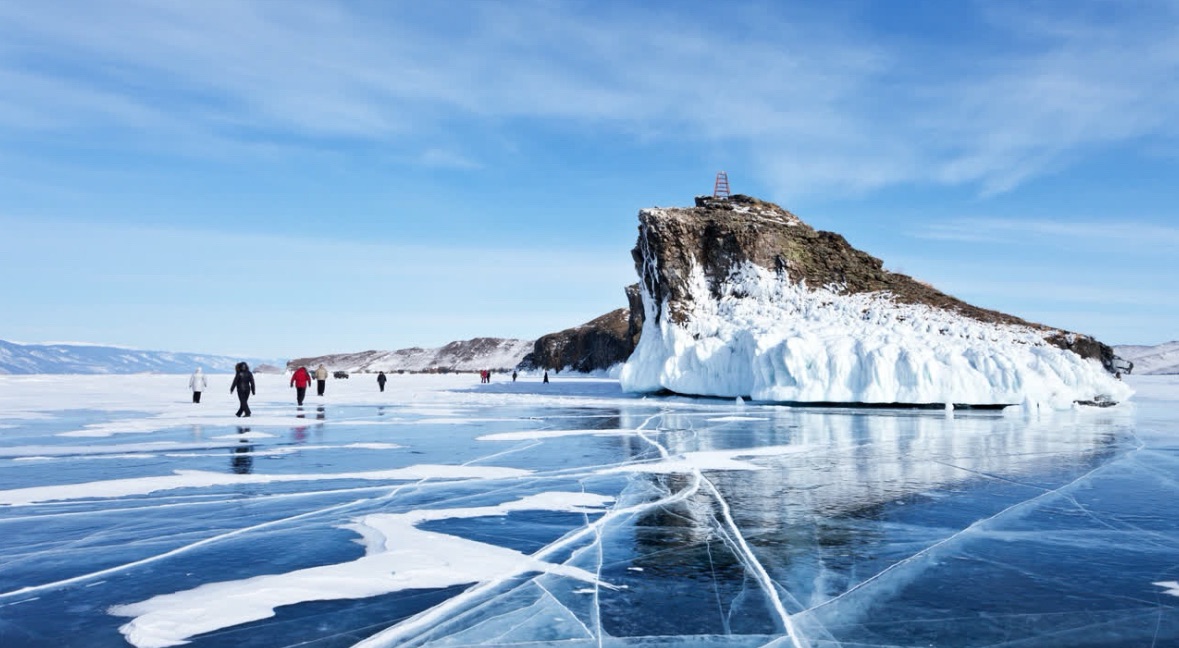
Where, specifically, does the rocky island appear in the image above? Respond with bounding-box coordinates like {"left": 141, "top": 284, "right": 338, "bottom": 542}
{"left": 618, "top": 195, "right": 1130, "bottom": 409}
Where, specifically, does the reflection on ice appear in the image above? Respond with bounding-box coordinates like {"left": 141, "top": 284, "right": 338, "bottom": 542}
{"left": 230, "top": 426, "right": 253, "bottom": 474}
{"left": 0, "top": 374, "right": 1175, "bottom": 647}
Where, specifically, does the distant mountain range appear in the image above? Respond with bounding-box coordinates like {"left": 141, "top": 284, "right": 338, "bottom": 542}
{"left": 1114, "top": 341, "right": 1179, "bottom": 375}
{"left": 287, "top": 337, "right": 535, "bottom": 374}
{"left": 0, "top": 340, "right": 280, "bottom": 375}
{"left": 5, "top": 335, "right": 1172, "bottom": 378}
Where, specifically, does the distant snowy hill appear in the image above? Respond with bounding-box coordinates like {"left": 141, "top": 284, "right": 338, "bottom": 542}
{"left": 0, "top": 339, "right": 273, "bottom": 375}
{"left": 288, "top": 338, "right": 535, "bottom": 373}
{"left": 620, "top": 195, "right": 1130, "bottom": 409}
{"left": 1115, "top": 341, "right": 1179, "bottom": 375}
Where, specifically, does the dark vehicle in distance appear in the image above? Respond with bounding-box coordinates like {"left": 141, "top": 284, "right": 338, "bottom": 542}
{"left": 333, "top": 371, "right": 349, "bottom": 379}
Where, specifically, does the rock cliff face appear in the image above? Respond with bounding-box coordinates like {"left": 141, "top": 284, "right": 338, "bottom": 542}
{"left": 640, "top": 195, "right": 1113, "bottom": 365}
{"left": 621, "top": 195, "right": 1130, "bottom": 408}
{"left": 519, "top": 285, "right": 645, "bottom": 372}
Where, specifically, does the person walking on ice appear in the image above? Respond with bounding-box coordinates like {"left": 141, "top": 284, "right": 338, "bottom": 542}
{"left": 315, "top": 364, "right": 328, "bottom": 396}
{"left": 290, "top": 365, "right": 312, "bottom": 406}
{"left": 231, "top": 362, "right": 256, "bottom": 417}
{"left": 188, "top": 367, "right": 207, "bottom": 403}
{"left": 377, "top": 371, "right": 387, "bottom": 392}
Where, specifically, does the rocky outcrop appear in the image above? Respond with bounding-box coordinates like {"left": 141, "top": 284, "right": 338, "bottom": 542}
{"left": 637, "top": 194, "right": 1117, "bottom": 370}
{"left": 621, "top": 194, "right": 1130, "bottom": 407}
{"left": 519, "top": 285, "right": 644, "bottom": 372}
{"left": 625, "top": 283, "right": 645, "bottom": 349}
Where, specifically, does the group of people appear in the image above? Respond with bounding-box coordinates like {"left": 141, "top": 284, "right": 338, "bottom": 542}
{"left": 188, "top": 364, "right": 257, "bottom": 416}
{"left": 478, "top": 369, "right": 547, "bottom": 383}
{"left": 188, "top": 363, "right": 389, "bottom": 415}
{"left": 189, "top": 364, "right": 551, "bottom": 416}
{"left": 480, "top": 369, "right": 532, "bottom": 383}
{"left": 289, "top": 364, "right": 329, "bottom": 405}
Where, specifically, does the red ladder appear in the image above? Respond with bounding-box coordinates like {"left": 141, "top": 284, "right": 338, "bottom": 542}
{"left": 713, "top": 171, "right": 730, "bottom": 199}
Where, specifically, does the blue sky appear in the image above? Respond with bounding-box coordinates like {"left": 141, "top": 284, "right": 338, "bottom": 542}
{"left": 1, "top": 0, "right": 1176, "bottom": 359}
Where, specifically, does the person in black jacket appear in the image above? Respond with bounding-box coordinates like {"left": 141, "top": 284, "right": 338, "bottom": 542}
{"left": 231, "top": 362, "right": 256, "bottom": 417}
{"left": 376, "top": 371, "right": 387, "bottom": 392}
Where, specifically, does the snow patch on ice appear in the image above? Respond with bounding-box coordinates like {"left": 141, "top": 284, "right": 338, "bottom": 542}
{"left": 1154, "top": 581, "right": 1179, "bottom": 597}
{"left": 14, "top": 453, "right": 155, "bottom": 461}
{"left": 602, "top": 445, "right": 810, "bottom": 474}
{"left": 0, "top": 441, "right": 235, "bottom": 458}
{"left": 0, "top": 465, "right": 531, "bottom": 506}
{"left": 210, "top": 431, "right": 277, "bottom": 441}
{"left": 477, "top": 428, "right": 635, "bottom": 442}
{"left": 110, "top": 491, "right": 614, "bottom": 648}
{"left": 341, "top": 442, "right": 401, "bottom": 450}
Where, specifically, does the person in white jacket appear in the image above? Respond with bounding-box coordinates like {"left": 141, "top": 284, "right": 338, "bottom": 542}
{"left": 188, "top": 367, "right": 208, "bottom": 403}
{"left": 315, "top": 364, "right": 328, "bottom": 396}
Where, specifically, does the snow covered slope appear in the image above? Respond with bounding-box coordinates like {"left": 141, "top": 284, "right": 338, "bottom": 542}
{"left": 620, "top": 196, "right": 1130, "bottom": 409}
{"left": 0, "top": 339, "right": 267, "bottom": 374}
{"left": 289, "top": 338, "right": 534, "bottom": 373}
{"left": 1115, "top": 341, "right": 1179, "bottom": 375}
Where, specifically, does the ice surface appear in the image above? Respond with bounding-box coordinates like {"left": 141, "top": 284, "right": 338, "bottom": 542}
{"left": 0, "top": 372, "right": 1176, "bottom": 648}
{"left": 110, "top": 492, "right": 614, "bottom": 648}
{"left": 621, "top": 263, "right": 1132, "bottom": 409}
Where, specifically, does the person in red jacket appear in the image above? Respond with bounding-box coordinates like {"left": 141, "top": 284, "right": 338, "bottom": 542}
{"left": 290, "top": 366, "right": 312, "bottom": 406}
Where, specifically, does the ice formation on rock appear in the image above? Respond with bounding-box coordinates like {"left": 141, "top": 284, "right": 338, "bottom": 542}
{"left": 621, "top": 196, "right": 1130, "bottom": 409}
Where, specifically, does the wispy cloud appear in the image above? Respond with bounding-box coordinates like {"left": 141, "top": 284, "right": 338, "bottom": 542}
{"left": 914, "top": 217, "right": 1179, "bottom": 248}
{"left": 416, "top": 148, "right": 481, "bottom": 170}
{"left": 919, "top": 3, "right": 1179, "bottom": 195}
{"left": 931, "top": 277, "right": 1175, "bottom": 308}
{"left": 1, "top": 1, "right": 1177, "bottom": 196}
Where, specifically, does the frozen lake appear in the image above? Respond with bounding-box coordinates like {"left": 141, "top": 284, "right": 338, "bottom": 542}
{"left": 1, "top": 372, "right": 1177, "bottom": 647}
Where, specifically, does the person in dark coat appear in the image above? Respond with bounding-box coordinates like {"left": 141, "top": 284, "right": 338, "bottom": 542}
{"left": 231, "top": 362, "right": 256, "bottom": 417}
{"left": 290, "top": 366, "right": 312, "bottom": 406}
{"left": 542, "top": 370, "right": 549, "bottom": 384}
{"left": 377, "top": 371, "right": 387, "bottom": 392}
